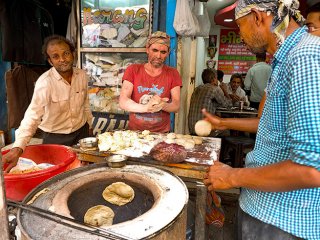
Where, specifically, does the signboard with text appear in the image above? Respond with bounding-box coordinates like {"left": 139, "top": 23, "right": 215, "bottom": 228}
{"left": 218, "top": 29, "right": 256, "bottom": 75}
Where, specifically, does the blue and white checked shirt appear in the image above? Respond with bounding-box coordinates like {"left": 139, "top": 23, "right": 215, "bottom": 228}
{"left": 240, "top": 27, "right": 320, "bottom": 240}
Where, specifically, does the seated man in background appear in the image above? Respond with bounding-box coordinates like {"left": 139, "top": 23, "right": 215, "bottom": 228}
{"left": 188, "top": 69, "right": 232, "bottom": 135}
{"left": 225, "top": 73, "right": 250, "bottom": 107}
{"left": 244, "top": 53, "right": 271, "bottom": 109}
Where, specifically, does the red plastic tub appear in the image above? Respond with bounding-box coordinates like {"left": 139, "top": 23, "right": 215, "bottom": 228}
{"left": 2, "top": 144, "right": 76, "bottom": 201}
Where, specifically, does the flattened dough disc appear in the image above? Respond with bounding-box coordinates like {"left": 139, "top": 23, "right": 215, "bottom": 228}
{"left": 103, "top": 182, "right": 135, "bottom": 206}
{"left": 84, "top": 205, "right": 115, "bottom": 227}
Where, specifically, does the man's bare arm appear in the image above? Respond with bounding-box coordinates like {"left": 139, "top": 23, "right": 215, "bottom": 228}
{"left": 161, "top": 86, "right": 181, "bottom": 113}
{"left": 204, "top": 160, "right": 320, "bottom": 192}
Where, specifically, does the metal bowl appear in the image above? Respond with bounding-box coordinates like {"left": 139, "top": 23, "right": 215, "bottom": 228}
{"left": 79, "top": 137, "right": 98, "bottom": 149}
{"left": 106, "top": 155, "right": 128, "bottom": 168}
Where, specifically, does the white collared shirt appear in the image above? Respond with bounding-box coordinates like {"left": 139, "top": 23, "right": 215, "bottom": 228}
{"left": 13, "top": 67, "right": 93, "bottom": 150}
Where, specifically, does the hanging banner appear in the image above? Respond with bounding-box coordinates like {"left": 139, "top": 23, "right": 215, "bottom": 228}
{"left": 218, "top": 29, "right": 255, "bottom": 75}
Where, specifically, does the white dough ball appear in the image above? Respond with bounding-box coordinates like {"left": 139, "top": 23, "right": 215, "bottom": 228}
{"left": 183, "top": 134, "right": 193, "bottom": 139}
{"left": 184, "top": 141, "right": 195, "bottom": 149}
{"left": 166, "top": 133, "right": 176, "bottom": 139}
{"left": 176, "top": 134, "right": 184, "bottom": 139}
{"left": 165, "top": 138, "right": 176, "bottom": 144}
{"left": 176, "top": 138, "right": 186, "bottom": 146}
{"left": 195, "top": 120, "right": 212, "bottom": 137}
{"left": 192, "top": 136, "right": 203, "bottom": 145}
{"left": 141, "top": 130, "right": 150, "bottom": 136}
{"left": 186, "top": 139, "right": 195, "bottom": 144}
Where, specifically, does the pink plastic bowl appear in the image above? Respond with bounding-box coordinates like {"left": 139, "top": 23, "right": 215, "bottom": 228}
{"left": 2, "top": 144, "right": 76, "bottom": 201}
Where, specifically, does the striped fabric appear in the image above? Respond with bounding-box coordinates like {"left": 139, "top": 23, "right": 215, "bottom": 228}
{"left": 240, "top": 27, "right": 320, "bottom": 240}
{"left": 147, "top": 31, "right": 170, "bottom": 48}
{"left": 235, "top": 0, "right": 304, "bottom": 45}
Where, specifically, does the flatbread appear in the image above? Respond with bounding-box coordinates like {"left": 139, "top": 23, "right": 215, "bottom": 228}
{"left": 84, "top": 205, "right": 115, "bottom": 227}
{"left": 102, "top": 182, "right": 135, "bottom": 206}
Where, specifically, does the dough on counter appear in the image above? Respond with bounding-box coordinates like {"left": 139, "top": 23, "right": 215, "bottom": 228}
{"left": 103, "top": 182, "right": 135, "bottom": 206}
{"left": 183, "top": 135, "right": 193, "bottom": 139}
{"left": 183, "top": 141, "right": 195, "bottom": 149}
{"left": 195, "top": 120, "right": 212, "bottom": 137}
{"left": 175, "top": 134, "right": 184, "bottom": 139}
{"left": 141, "top": 130, "right": 150, "bottom": 136}
{"left": 165, "top": 138, "right": 176, "bottom": 144}
{"left": 144, "top": 135, "right": 154, "bottom": 141}
{"left": 175, "top": 138, "right": 186, "bottom": 146}
{"left": 192, "top": 136, "right": 203, "bottom": 145}
{"left": 166, "top": 133, "right": 176, "bottom": 139}
{"left": 84, "top": 205, "right": 115, "bottom": 227}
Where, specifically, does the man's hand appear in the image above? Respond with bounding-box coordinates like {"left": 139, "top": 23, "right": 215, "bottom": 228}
{"left": 202, "top": 109, "right": 227, "bottom": 131}
{"left": 2, "top": 147, "right": 23, "bottom": 173}
{"left": 203, "top": 161, "right": 235, "bottom": 191}
{"left": 146, "top": 96, "right": 169, "bottom": 113}
{"left": 230, "top": 94, "right": 241, "bottom": 102}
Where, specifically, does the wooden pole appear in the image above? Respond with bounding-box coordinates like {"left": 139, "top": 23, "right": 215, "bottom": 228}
{"left": 0, "top": 153, "right": 10, "bottom": 240}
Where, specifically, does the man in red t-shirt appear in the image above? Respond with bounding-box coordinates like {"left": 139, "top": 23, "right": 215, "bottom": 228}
{"left": 119, "top": 31, "right": 182, "bottom": 132}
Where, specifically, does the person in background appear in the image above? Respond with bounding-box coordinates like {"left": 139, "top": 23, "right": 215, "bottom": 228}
{"left": 204, "top": 0, "right": 320, "bottom": 239}
{"left": 217, "top": 69, "right": 224, "bottom": 85}
{"left": 306, "top": 2, "right": 320, "bottom": 36}
{"left": 202, "top": 93, "right": 266, "bottom": 134}
{"left": 188, "top": 69, "right": 232, "bottom": 135}
{"left": 119, "top": 31, "right": 182, "bottom": 133}
{"left": 2, "top": 35, "right": 93, "bottom": 172}
{"left": 244, "top": 53, "right": 271, "bottom": 109}
{"left": 226, "top": 73, "right": 250, "bottom": 106}
{"left": 204, "top": 2, "right": 320, "bottom": 136}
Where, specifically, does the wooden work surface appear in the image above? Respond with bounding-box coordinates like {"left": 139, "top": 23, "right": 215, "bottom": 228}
{"left": 72, "top": 137, "right": 221, "bottom": 180}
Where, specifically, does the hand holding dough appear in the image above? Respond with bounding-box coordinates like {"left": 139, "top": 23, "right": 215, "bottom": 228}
{"left": 147, "top": 96, "right": 169, "bottom": 113}
{"left": 195, "top": 120, "right": 212, "bottom": 137}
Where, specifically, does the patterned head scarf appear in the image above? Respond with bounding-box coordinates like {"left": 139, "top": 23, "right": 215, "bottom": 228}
{"left": 235, "top": 0, "right": 305, "bottom": 45}
{"left": 147, "top": 31, "right": 170, "bottom": 49}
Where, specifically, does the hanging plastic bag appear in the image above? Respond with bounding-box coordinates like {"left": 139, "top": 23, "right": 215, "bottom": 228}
{"left": 173, "top": 0, "right": 200, "bottom": 36}
{"left": 195, "top": 2, "right": 211, "bottom": 37}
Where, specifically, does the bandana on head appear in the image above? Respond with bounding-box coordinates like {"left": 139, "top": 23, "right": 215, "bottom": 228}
{"left": 235, "top": 0, "right": 304, "bottom": 45}
{"left": 147, "top": 31, "right": 170, "bottom": 48}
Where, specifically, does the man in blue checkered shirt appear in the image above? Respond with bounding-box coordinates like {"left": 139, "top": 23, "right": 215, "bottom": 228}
{"left": 203, "top": 0, "right": 320, "bottom": 239}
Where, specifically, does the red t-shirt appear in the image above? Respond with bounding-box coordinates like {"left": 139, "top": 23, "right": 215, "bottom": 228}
{"left": 122, "top": 64, "right": 182, "bottom": 132}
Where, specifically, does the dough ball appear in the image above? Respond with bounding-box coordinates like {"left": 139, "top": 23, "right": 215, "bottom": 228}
{"left": 141, "top": 130, "right": 150, "bottom": 136}
{"left": 145, "top": 135, "right": 154, "bottom": 141}
{"left": 176, "top": 138, "right": 186, "bottom": 146}
{"left": 186, "top": 139, "right": 195, "bottom": 144}
{"left": 103, "top": 182, "right": 135, "bottom": 206}
{"left": 183, "top": 141, "right": 195, "bottom": 150}
{"left": 165, "top": 138, "right": 176, "bottom": 144}
{"left": 192, "top": 136, "right": 203, "bottom": 145}
{"left": 183, "top": 135, "right": 193, "bottom": 139}
{"left": 84, "top": 205, "right": 115, "bottom": 227}
{"left": 195, "top": 120, "right": 212, "bottom": 137}
{"left": 176, "top": 134, "right": 184, "bottom": 139}
{"left": 166, "top": 133, "right": 176, "bottom": 139}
